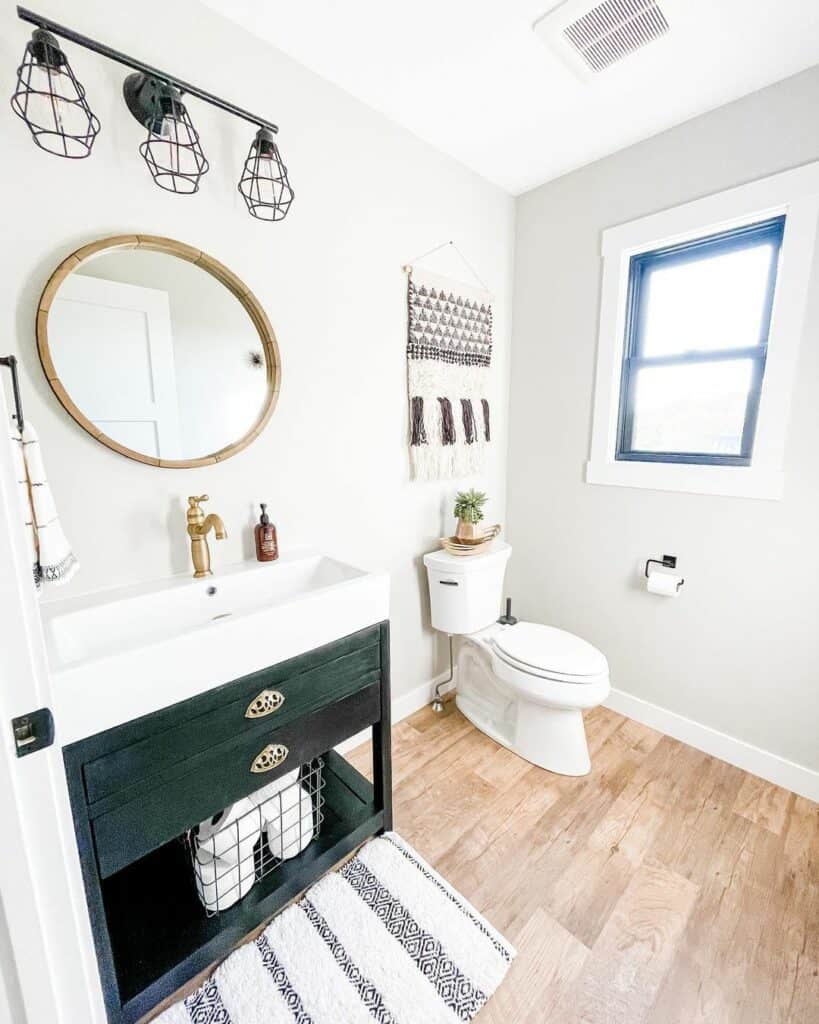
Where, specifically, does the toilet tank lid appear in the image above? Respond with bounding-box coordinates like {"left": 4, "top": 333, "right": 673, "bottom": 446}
{"left": 495, "top": 622, "right": 608, "bottom": 677}
{"left": 423, "top": 542, "right": 511, "bottom": 575}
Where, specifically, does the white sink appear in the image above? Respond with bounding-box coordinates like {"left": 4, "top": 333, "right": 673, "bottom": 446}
{"left": 41, "top": 549, "right": 389, "bottom": 744}
{"left": 43, "top": 552, "right": 370, "bottom": 669}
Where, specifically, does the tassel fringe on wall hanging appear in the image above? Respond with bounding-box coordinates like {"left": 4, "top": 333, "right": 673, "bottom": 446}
{"left": 405, "top": 255, "right": 493, "bottom": 481}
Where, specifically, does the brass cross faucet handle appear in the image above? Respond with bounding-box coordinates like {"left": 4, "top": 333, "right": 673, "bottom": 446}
{"left": 186, "top": 494, "right": 227, "bottom": 578}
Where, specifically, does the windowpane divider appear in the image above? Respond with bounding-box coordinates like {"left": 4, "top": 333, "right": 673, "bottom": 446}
{"left": 626, "top": 345, "right": 767, "bottom": 370}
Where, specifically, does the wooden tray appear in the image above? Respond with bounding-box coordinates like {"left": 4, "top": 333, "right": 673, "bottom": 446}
{"left": 440, "top": 524, "right": 501, "bottom": 556}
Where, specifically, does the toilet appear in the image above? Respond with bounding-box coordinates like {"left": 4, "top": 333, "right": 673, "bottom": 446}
{"left": 423, "top": 542, "right": 610, "bottom": 776}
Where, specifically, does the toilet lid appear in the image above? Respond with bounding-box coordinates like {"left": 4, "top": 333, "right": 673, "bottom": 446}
{"left": 494, "top": 622, "right": 608, "bottom": 678}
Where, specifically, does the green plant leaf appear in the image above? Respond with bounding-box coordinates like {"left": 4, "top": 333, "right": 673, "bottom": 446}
{"left": 453, "top": 488, "right": 488, "bottom": 523}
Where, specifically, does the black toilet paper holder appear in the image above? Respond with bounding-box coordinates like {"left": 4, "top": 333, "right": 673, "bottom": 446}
{"left": 645, "top": 554, "right": 684, "bottom": 589}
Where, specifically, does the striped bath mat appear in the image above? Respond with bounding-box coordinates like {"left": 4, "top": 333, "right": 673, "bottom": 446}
{"left": 157, "top": 832, "right": 515, "bottom": 1023}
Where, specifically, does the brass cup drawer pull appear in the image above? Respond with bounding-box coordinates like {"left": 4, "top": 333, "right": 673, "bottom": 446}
{"left": 245, "top": 689, "right": 285, "bottom": 720}
{"left": 251, "top": 743, "right": 288, "bottom": 774}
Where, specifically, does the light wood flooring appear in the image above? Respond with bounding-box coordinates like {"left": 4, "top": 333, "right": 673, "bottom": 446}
{"left": 347, "top": 701, "right": 819, "bottom": 1024}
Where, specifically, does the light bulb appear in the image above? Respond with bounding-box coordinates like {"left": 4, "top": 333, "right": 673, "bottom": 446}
{"left": 31, "top": 64, "right": 67, "bottom": 133}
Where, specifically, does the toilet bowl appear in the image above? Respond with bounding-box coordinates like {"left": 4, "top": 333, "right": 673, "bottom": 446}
{"left": 423, "top": 543, "right": 610, "bottom": 776}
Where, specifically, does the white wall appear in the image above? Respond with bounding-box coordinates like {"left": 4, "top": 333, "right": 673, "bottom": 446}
{"left": 508, "top": 66, "right": 819, "bottom": 777}
{"left": 0, "top": 7, "right": 513, "bottom": 1017}
{"left": 0, "top": 0, "right": 514, "bottom": 701}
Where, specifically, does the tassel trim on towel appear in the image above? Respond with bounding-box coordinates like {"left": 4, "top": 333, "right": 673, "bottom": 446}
{"left": 40, "top": 550, "right": 80, "bottom": 587}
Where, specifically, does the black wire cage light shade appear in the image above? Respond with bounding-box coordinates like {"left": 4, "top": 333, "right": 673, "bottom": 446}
{"left": 10, "top": 7, "right": 292, "bottom": 220}
{"left": 124, "top": 73, "right": 209, "bottom": 195}
{"left": 238, "top": 127, "right": 294, "bottom": 221}
{"left": 10, "top": 28, "right": 100, "bottom": 158}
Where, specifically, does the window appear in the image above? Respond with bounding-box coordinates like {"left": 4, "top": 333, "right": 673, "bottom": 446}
{"left": 586, "top": 162, "right": 819, "bottom": 500}
{"left": 616, "top": 217, "right": 785, "bottom": 466}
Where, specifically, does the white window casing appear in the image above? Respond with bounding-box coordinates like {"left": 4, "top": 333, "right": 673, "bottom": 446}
{"left": 586, "top": 161, "right": 819, "bottom": 499}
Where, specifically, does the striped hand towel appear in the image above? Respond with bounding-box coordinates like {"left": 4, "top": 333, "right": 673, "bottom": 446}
{"left": 11, "top": 418, "right": 78, "bottom": 590}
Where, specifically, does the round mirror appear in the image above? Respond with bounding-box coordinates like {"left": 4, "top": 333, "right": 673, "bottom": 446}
{"left": 37, "top": 235, "right": 280, "bottom": 467}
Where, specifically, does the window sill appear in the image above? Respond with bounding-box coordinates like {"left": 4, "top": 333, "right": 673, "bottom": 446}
{"left": 585, "top": 460, "right": 783, "bottom": 500}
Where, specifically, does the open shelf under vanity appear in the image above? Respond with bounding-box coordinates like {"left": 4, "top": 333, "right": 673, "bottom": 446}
{"left": 63, "top": 623, "right": 392, "bottom": 1024}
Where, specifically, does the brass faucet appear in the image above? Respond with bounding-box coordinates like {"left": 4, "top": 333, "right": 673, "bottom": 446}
{"left": 186, "top": 495, "right": 227, "bottom": 578}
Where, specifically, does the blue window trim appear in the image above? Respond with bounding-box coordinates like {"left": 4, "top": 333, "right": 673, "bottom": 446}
{"left": 615, "top": 215, "right": 786, "bottom": 467}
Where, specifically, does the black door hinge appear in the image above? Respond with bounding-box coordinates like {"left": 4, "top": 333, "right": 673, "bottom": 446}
{"left": 12, "top": 708, "right": 54, "bottom": 757}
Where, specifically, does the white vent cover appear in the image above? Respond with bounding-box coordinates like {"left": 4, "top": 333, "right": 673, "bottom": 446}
{"left": 534, "top": 0, "right": 673, "bottom": 80}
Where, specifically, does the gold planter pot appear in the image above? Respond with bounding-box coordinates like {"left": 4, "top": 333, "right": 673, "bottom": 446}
{"left": 455, "top": 521, "right": 483, "bottom": 542}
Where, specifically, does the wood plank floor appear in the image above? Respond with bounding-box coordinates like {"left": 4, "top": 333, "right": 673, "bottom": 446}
{"left": 347, "top": 701, "right": 819, "bottom": 1024}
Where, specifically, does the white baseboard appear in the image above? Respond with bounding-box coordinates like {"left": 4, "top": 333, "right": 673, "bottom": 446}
{"left": 335, "top": 670, "right": 455, "bottom": 755}
{"left": 339, "top": 675, "right": 819, "bottom": 804}
{"left": 605, "top": 687, "right": 819, "bottom": 803}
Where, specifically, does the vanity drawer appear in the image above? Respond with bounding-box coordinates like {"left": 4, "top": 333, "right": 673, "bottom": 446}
{"left": 91, "top": 681, "right": 381, "bottom": 879}
{"left": 82, "top": 626, "right": 381, "bottom": 807}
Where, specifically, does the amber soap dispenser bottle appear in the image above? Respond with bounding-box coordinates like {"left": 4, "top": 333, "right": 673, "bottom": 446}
{"left": 254, "top": 504, "right": 278, "bottom": 562}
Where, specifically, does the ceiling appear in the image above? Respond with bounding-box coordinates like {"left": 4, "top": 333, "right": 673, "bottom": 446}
{"left": 202, "top": 0, "right": 819, "bottom": 195}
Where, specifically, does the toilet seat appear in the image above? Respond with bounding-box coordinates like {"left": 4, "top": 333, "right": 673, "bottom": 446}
{"left": 491, "top": 622, "right": 608, "bottom": 685}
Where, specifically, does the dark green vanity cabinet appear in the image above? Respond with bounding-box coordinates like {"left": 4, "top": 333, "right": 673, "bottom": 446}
{"left": 63, "top": 622, "right": 392, "bottom": 1024}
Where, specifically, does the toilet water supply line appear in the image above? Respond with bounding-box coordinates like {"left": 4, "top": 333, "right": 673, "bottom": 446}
{"left": 431, "top": 635, "right": 454, "bottom": 713}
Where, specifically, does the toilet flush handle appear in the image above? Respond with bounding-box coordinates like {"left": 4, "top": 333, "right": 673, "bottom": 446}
{"left": 498, "top": 597, "right": 518, "bottom": 625}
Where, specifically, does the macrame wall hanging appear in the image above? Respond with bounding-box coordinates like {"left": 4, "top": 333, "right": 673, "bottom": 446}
{"left": 404, "top": 243, "right": 493, "bottom": 480}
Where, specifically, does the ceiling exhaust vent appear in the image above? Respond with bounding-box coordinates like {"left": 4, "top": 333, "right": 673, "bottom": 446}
{"left": 534, "top": 0, "right": 672, "bottom": 80}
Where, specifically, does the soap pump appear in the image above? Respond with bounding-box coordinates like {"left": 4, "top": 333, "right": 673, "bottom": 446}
{"left": 254, "top": 503, "right": 278, "bottom": 562}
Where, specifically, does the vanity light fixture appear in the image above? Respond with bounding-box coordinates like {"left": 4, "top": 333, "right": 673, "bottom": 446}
{"left": 124, "top": 73, "right": 209, "bottom": 194}
{"left": 238, "top": 128, "right": 294, "bottom": 221}
{"left": 10, "top": 6, "right": 292, "bottom": 220}
{"left": 10, "top": 26, "right": 100, "bottom": 158}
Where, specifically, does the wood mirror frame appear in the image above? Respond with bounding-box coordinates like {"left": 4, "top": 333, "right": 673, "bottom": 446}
{"left": 36, "top": 234, "right": 281, "bottom": 468}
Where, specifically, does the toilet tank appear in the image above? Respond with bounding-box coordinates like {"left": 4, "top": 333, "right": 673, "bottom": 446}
{"left": 423, "top": 543, "right": 511, "bottom": 635}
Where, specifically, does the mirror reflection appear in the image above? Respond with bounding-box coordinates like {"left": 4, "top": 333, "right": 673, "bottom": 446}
{"left": 45, "top": 247, "right": 273, "bottom": 463}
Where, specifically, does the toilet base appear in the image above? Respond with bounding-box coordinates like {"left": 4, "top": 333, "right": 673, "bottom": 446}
{"left": 514, "top": 703, "right": 591, "bottom": 776}
{"left": 456, "top": 693, "right": 592, "bottom": 776}
{"left": 453, "top": 635, "right": 601, "bottom": 778}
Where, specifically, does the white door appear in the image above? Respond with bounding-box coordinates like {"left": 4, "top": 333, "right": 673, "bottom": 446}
{"left": 0, "top": 380, "right": 105, "bottom": 1023}
{"left": 48, "top": 274, "right": 182, "bottom": 459}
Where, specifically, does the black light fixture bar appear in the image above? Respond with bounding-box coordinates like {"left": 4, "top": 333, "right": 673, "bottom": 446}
{"left": 16, "top": 5, "right": 279, "bottom": 134}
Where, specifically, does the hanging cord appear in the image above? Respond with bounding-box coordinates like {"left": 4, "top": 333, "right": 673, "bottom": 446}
{"left": 403, "top": 240, "right": 489, "bottom": 293}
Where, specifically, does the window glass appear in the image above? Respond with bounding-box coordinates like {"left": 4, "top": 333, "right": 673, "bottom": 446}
{"left": 641, "top": 244, "right": 775, "bottom": 357}
{"left": 630, "top": 360, "right": 754, "bottom": 455}
{"left": 616, "top": 216, "right": 785, "bottom": 466}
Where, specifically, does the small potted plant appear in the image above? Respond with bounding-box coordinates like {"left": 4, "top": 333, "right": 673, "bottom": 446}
{"left": 453, "top": 489, "right": 488, "bottom": 542}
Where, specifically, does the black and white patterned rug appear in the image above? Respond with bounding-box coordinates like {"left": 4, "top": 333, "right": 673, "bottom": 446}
{"left": 157, "top": 832, "right": 515, "bottom": 1024}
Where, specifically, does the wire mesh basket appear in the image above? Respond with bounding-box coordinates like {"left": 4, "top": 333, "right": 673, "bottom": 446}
{"left": 186, "top": 757, "right": 325, "bottom": 917}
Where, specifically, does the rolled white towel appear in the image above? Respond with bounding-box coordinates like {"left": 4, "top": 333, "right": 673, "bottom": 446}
{"left": 195, "top": 798, "right": 261, "bottom": 866}
{"left": 194, "top": 849, "right": 255, "bottom": 913}
{"left": 247, "top": 769, "right": 300, "bottom": 812}
{"left": 265, "top": 783, "right": 314, "bottom": 861}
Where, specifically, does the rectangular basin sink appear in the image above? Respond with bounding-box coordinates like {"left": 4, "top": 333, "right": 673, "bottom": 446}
{"left": 41, "top": 549, "right": 389, "bottom": 744}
